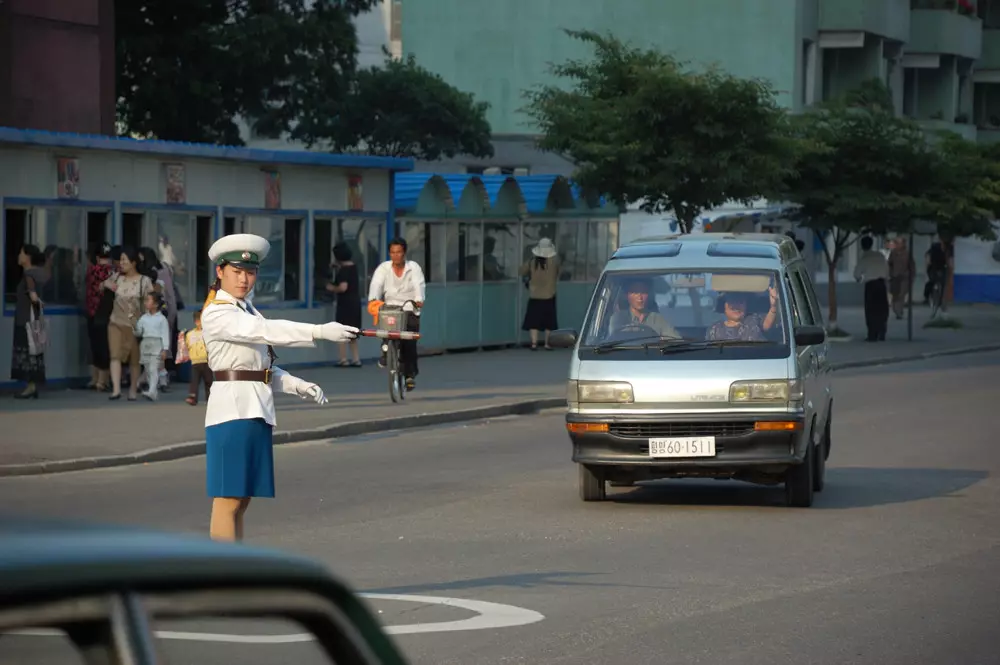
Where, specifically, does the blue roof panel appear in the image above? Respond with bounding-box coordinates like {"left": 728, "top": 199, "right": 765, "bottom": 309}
{"left": 393, "top": 173, "right": 438, "bottom": 212}
{"left": 0, "top": 127, "right": 414, "bottom": 172}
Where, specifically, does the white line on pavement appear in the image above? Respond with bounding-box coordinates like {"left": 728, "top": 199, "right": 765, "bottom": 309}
{"left": 8, "top": 592, "right": 545, "bottom": 643}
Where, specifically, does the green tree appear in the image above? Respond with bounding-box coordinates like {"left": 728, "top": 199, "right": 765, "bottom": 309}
{"left": 521, "top": 30, "right": 796, "bottom": 231}
{"left": 116, "top": 0, "right": 377, "bottom": 144}
{"left": 291, "top": 54, "right": 494, "bottom": 159}
{"left": 782, "top": 81, "right": 935, "bottom": 333}
{"left": 923, "top": 133, "right": 1000, "bottom": 243}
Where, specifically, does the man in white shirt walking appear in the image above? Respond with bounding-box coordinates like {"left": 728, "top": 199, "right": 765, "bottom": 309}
{"left": 854, "top": 235, "right": 890, "bottom": 342}
{"left": 368, "top": 237, "right": 426, "bottom": 391}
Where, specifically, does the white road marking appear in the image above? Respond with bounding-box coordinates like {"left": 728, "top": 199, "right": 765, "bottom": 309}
{"left": 7, "top": 592, "right": 544, "bottom": 643}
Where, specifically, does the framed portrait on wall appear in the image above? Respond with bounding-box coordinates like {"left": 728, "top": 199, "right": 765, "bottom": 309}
{"left": 264, "top": 170, "right": 281, "bottom": 209}
{"left": 165, "top": 163, "right": 186, "bottom": 204}
{"left": 56, "top": 157, "right": 80, "bottom": 199}
{"left": 348, "top": 174, "right": 363, "bottom": 211}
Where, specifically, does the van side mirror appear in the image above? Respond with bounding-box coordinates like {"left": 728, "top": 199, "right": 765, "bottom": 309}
{"left": 548, "top": 329, "right": 578, "bottom": 349}
{"left": 794, "top": 325, "right": 826, "bottom": 346}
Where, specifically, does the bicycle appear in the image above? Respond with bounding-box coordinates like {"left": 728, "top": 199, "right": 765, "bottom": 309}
{"left": 373, "top": 299, "right": 422, "bottom": 403}
{"left": 928, "top": 269, "right": 946, "bottom": 320}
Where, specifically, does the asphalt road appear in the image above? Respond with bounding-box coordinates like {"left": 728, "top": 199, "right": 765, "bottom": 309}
{"left": 2, "top": 352, "right": 999, "bottom": 665}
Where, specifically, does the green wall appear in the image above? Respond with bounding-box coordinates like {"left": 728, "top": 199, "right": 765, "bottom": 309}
{"left": 403, "top": 0, "right": 803, "bottom": 135}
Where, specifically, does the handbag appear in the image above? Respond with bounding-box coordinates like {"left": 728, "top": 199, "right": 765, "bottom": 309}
{"left": 175, "top": 330, "right": 190, "bottom": 364}
{"left": 25, "top": 302, "right": 49, "bottom": 356}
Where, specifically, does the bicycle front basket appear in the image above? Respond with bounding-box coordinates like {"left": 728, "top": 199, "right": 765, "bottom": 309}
{"left": 377, "top": 306, "right": 407, "bottom": 332}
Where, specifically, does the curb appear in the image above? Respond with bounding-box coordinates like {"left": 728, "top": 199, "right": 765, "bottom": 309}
{"left": 4, "top": 343, "right": 999, "bottom": 478}
{"left": 0, "top": 398, "right": 566, "bottom": 478}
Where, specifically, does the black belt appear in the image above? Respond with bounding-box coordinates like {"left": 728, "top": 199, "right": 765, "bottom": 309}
{"left": 212, "top": 369, "right": 272, "bottom": 384}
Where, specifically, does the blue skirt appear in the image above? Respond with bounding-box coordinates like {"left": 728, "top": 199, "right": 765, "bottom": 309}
{"left": 206, "top": 418, "right": 275, "bottom": 498}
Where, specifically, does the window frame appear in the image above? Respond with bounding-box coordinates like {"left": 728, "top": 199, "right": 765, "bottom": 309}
{"left": 2, "top": 200, "right": 114, "bottom": 316}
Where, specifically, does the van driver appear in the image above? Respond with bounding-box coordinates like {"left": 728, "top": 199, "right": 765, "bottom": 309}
{"left": 609, "top": 277, "right": 681, "bottom": 339}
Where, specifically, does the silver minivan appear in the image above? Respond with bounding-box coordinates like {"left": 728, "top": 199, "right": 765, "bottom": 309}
{"left": 549, "top": 234, "right": 833, "bottom": 508}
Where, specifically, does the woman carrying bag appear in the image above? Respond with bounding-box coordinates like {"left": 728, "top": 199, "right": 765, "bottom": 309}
{"left": 10, "top": 244, "right": 49, "bottom": 399}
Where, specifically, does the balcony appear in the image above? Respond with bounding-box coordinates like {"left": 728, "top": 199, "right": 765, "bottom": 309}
{"left": 818, "top": 0, "right": 910, "bottom": 42}
{"left": 909, "top": 5, "right": 983, "bottom": 59}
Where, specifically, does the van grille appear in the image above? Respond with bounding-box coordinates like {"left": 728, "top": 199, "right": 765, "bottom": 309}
{"left": 609, "top": 422, "right": 755, "bottom": 438}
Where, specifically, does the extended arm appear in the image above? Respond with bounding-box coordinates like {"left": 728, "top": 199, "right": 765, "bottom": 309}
{"left": 270, "top": 366, "right": 328, "bottom": 404}
{"left": 413, "top": 262, "right": 426, "bottom": 304}
{"left": 201, "top": 303, "right": 318, "bottom": 348}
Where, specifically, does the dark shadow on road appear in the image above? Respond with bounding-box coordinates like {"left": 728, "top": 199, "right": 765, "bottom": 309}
{"left": 364, "top": 571, "right": 674, "bottom": 595}
{"left": 609, "top": 467, "right": 989, "bottom": 509}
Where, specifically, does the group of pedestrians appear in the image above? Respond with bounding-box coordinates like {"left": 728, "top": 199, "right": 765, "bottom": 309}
{"left": 854, "top": 235, "right": 952, "bottom": 342}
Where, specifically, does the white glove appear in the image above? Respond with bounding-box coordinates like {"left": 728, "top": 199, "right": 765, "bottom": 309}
{"left": 314, "top": 321, "right": 360, "bottom": 343}
{"left": 297, "top": 382, "right": 328, "bottom": 405}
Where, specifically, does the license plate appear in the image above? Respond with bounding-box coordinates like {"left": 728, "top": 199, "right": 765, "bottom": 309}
{"left": 648, "top": 437, "right": 716, "bottom": 458}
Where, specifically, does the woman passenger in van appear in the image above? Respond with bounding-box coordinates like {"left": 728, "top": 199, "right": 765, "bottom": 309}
{"left": 706, "top": 288, "right": 779, "bottom": 342}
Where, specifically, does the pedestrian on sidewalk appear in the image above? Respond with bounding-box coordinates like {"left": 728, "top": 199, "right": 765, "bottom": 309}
{"left": 520, "top": 238, "right": 561, "bottom": 351}
{"left": 326, "top": 242, "right": 362, "bottom": 367}
{"left": 10, "top": 244, "right": 48, "bottom": 400}
{"left": 103, "top": 248, "right": 154, "bottom": 401}
{"left": 84, "top": 242, "right": 114, "bottom": 391}
{"left": 179, "top": 310, "right": 213, "bottom": 405}
{"left": 134, "top": 292, "right": 170, "bottom": 401}
{"left": 854, "top": 236, "right": 890, "bottom": 342}
{"left": 201, "top": 233, "right": 360, "bottom": 543}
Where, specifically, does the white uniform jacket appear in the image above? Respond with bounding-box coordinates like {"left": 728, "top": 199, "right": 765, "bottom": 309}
{"left": 201, "top": 289, "right": 318, "bottom": 428}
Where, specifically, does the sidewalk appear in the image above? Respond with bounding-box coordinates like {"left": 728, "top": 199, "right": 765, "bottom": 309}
{"left": 2, "top": 305, "right": 997, "bottom": 474}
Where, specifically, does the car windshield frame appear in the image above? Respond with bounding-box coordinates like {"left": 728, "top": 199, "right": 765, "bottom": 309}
{"left": 578, "top": 267, "right": 793, "bottom": 362}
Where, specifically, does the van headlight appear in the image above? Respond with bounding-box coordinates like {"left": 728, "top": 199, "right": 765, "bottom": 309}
{"left": 729, "top": 379, "right": 802, "bottom": 404}
{"left": 577, "top": 381, "right": 634, "bottom": 403}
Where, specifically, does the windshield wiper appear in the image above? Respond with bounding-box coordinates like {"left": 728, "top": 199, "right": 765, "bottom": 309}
{"left": 592, "top": 334, "right": 668, "bottom": 354}
{"left": 658, "top": 339, "right": 773, "bottom": 355}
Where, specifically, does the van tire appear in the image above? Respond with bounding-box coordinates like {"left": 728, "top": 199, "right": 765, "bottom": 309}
{"left": 813, "top": 437, "right": 826, "bottom": 493}
{"left": 784, "top": 444, "right": 814, "bottom": 508}
{"left": 579, "top": 464, "right": 607, "bottom": 502}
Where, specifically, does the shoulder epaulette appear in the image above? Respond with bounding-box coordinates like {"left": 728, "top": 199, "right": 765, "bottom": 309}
{"left": 208, "top": 299, "right": 237, "bottom": 306}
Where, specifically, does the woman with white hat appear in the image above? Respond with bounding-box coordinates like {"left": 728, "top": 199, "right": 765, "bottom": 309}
{"left": 200, "top": 233, "right": 359, "bottom": 542}
{"left": 519, "top": 237, "right": 561, "bottom": 350}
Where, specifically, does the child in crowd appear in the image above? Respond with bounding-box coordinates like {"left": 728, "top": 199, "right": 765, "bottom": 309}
{"left": 134, "top": 292, "right": 170, "bottom": 401}
{"left": 179, "top": 309, "right": 212, "bottom": 406}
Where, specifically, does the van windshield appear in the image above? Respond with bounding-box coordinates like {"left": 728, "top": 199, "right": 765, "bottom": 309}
{"left": 580, "top": 269, "right": 791, "bottom": 360}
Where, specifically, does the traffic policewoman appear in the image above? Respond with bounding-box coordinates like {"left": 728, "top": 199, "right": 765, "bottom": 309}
{"left": 201, "top": 234, "right": 359, "bottom": 542}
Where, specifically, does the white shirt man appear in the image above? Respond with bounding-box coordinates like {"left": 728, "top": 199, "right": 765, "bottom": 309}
{"left": 367, "top": 238, "right": 425, "bottom": 388}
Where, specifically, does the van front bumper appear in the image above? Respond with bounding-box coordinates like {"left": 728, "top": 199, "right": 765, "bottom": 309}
{"left": 567, "top": 412, "right": 808, "bottom": 469}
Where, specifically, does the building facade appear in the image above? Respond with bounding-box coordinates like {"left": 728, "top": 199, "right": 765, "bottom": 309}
{"left": 0, "top": 0, "right": 116, "bottom": 135}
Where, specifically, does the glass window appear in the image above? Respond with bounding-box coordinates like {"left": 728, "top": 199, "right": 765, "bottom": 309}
{"left": 402, "top": 221, "right": 437, "bottom": 282}
{"left": 3, "top": 208, "right": 29, "bottom": 306}
{"left": 335, "top": 217, "right": 384, "bottom": 297}
{"left": 144, "top": 212, "right": 197, "bottom": 308}
{"left": 579, "top": 268, "right": 789, "bottom": 361}
{"left": 447, "top": 221, "right": 482, "bottom": 282}
{"left": 586, "top": 221, "right": 619, "bottom": 280}
{"left": 33, "top": 208, "right": 87, "bottom": 306}
{"left": 227, "top": 215, "right": 303, "bottom": 304}
{"left": 556, "top": 220, "right": 588, "bottom": 281}
{"left": 314, "top": 217, "right": 335, "bottom": 304}
{"left": 789, "top": 267, "right": 818, "bottom": 326}
{"left": 483, "top": 222, "right": 518, "bottom": 281}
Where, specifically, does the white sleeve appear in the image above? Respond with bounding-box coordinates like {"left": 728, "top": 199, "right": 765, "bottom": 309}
{"left": 158, "top": 316, "right": 170, "bottom": 350}
{"left": 270, "top": 366, "right": 304, "bottom": 396}
{"left": 412, "top": 262, "right": 426, "bottom": 302}
{"left": 368, "top": 263, "right": 386, "bottom": 301}
{"left": 201, "top": 303, "right": 319, "bottom": 348}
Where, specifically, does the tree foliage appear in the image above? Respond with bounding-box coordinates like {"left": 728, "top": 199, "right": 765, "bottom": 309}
{"left": 292, "top": 54, "right": 494, "bottom": 160}
{"left": 522, "top": 30, "right": 797, "bottom": 231}
{"left": 116, "top": 0, "right": 378, "bottom": 144}
{"left": 922, "top": 132, "right": 1000, "bottom": 242}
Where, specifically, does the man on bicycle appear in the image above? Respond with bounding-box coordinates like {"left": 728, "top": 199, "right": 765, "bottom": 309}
{"left": 368, "top": 237, "right": 426, "bottom": 391}
{"left": 924, "top": 239, "right": 949, "bottom": 308}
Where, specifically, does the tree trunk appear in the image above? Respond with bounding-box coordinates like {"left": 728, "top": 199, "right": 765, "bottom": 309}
{"left": 826, "top": 260, "right": 839, "bottom": 329}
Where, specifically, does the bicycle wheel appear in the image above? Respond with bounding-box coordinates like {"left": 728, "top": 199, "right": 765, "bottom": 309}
{"left": 931, "top": 282, "right": 943, "bottom": 319}
{"left": 387, "top": 341, "right": 404, "bottom": 403}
